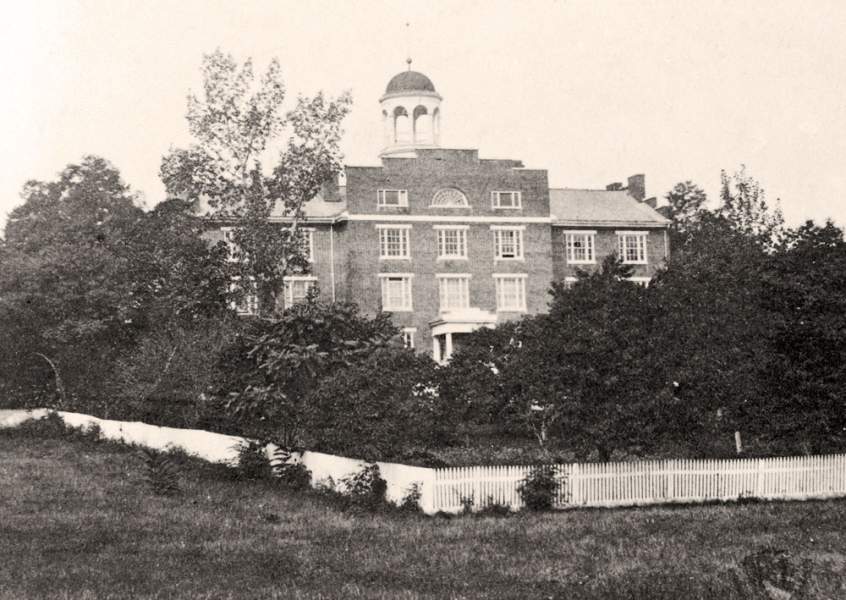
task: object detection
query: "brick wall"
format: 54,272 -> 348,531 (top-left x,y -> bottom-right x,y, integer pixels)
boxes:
551,227 -> 668,281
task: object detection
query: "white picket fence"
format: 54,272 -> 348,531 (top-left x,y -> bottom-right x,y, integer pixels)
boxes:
4,409 -> 846,514
431,454 -> 846,512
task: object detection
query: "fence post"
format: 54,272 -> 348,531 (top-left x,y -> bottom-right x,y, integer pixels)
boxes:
755,458 -> 765,498
571,463 -> 581,505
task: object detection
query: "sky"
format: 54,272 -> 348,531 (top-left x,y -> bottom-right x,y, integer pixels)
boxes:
2,0 -> 845,231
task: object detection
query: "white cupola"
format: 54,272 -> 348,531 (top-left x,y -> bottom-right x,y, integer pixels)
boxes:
379,60 -> 442,157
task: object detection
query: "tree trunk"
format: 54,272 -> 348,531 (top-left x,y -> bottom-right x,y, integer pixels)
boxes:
33,352 -> 67,408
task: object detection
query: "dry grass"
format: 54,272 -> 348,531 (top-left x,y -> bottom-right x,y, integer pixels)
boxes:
1,426 -> 845,599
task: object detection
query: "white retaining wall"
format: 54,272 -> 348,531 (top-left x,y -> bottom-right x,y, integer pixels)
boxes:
0,409 -> 436,512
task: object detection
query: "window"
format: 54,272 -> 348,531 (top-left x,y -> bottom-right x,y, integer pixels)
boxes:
401,327 -> 417,349
491,191 -> 522,209
494,274 -> 527,312
379,274 -> 413,311
435,226 -> 468,259
565,231 -> 596,264
377,225 -> 411,259
492,226 -> 524,260
617,232 -> 648,264
284,276 -> 317,307
298,228 -> 314,263
377,189 -> 408,207
221,227 -> 239,262
628,277 -> 651,288
431,188 -> 469,208
437,274 -> 471,312
230,277 -> 258,315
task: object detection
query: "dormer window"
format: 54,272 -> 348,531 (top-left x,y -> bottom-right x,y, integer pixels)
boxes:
377,189 -> 408,207
431,188 -> 468,208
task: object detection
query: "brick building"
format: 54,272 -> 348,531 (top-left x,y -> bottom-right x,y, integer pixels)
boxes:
221,67 -> 669,362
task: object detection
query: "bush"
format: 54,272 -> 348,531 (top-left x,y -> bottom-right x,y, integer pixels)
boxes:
235,440 -> 273,481
398,482 -> 423,512
518,465 -> 561,511
139,448 -> 180,496
340,464 -> 388,510
476,496 -> 512,518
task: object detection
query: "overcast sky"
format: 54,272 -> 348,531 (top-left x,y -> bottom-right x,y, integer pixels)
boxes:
2,0 -> 845,231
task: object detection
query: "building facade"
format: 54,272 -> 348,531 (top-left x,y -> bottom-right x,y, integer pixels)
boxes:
220,67 -> 669,362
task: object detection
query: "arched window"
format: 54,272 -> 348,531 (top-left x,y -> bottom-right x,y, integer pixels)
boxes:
394,106 -> 411,143
413,105 -> 432,144
431,188 -> 469,208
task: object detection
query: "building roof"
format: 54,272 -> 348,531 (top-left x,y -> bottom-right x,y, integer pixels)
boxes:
549,188 -> 670,228
385,70 -> 436,94
269,186 -> 347,223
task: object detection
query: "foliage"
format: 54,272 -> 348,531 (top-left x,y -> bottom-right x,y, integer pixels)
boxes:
517,465 -> 561,511
305,347 -> 441,459
340,464 -> 388,510
398,482 -> 423,513
718,165 -> 784,246
139,448 -> 181,496
221,298 -> 396,444
476,497 -> 512,518
161,49 -> 352,314
662,180 -> 708,249
0,157 -> 229,414
757,220 -> 846,452
235,440 -> 273,481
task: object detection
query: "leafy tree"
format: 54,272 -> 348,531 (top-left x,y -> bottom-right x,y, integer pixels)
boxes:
160,49 -> 352,314
219,297 -> 397,446
718,165 -> 784,246
662,180 -> 708,249
650,212 -> 773,454
0,156 -> 146,407
305,347 -> 441,460
758,220 -> 846,452
0,157 -> 231,413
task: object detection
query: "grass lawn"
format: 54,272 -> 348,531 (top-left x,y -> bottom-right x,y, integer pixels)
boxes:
1,425 -> 845,599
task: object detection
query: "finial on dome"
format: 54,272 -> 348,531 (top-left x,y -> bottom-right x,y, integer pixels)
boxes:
406,57 -> 412,71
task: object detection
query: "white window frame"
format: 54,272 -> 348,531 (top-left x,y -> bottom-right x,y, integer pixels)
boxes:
283,275 -> 317,307
430,188 -> 469,208
379,273 -> 414,312
616,231 -> 649,265
628,276 -> 652,288
377,224 -> 412,260
229,276 -> 258,316
434,225 -> 469,260
401,327 -> 417,349
491,225 -> 525,261
491,191 -> 522,209
436,273 -> 471,312
377,189 -> 409,208
565,230 -> 596,264
493,273 -> 527,312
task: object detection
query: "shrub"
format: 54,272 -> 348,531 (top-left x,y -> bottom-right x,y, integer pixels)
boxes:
235,440 -> 273,481
269,447 -> 312,490
476,496 -> 512,518
518,465 -> 560,511
399,482 -> 423,513
139,448 -> 180,496
341,464 -> 388,510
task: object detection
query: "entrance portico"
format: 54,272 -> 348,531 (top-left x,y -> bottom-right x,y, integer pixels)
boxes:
429,308 -> 497,364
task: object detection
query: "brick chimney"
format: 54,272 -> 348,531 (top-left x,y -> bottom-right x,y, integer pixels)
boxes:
606,182 -> 623,191
627,174 -> 645,202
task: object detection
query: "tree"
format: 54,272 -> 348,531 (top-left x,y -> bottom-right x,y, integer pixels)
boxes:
160,49 -> 352,314
305,348 -> 441,460
662,181 -> 708,250
0,157 -> 232,413
718,165 -> 784,246
219,297 -> 397,446
758,220 -> 846,452
650,212 -> 773,454
0,156 -> 147,407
